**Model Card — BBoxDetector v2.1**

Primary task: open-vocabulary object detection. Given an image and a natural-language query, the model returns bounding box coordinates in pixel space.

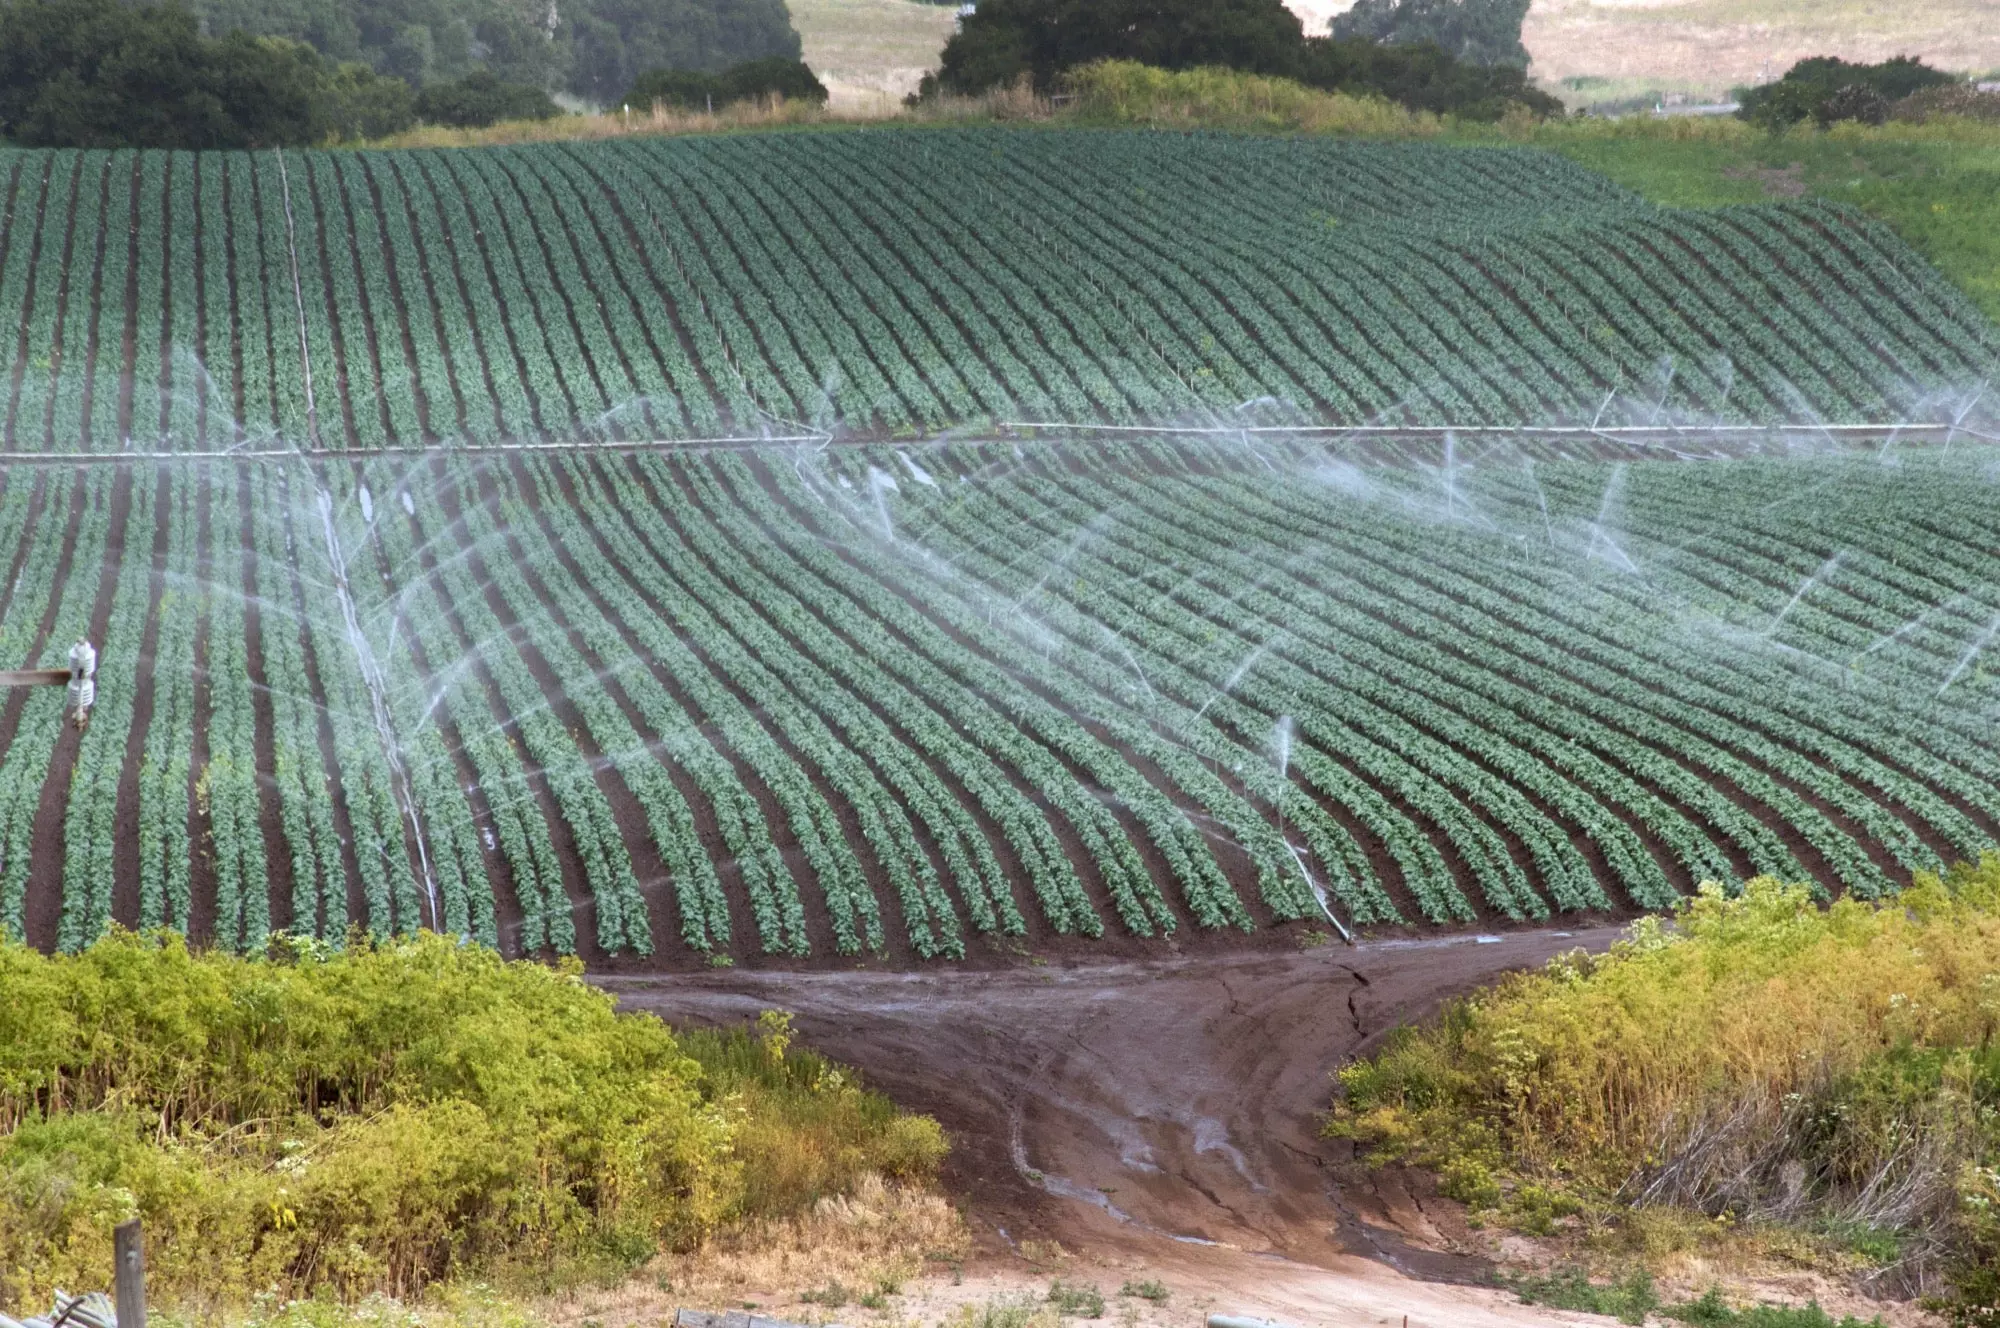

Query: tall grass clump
[1329,864,2000,1318]
[0,932,943,1317]
[1060,60,1439,136]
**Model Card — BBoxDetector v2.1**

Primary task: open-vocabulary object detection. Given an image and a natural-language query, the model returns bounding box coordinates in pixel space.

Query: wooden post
[112,1219,145,1328]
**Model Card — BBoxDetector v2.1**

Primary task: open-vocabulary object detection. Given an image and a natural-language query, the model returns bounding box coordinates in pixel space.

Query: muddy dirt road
[604,924,1625,1318]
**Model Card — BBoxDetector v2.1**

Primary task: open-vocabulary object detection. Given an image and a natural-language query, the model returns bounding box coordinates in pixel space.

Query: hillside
[0,132,1995,967]
[0,133,1992,449]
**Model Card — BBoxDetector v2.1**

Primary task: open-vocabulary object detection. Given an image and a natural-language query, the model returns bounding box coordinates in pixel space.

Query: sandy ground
[601,927,1633,1326]
[788,0,2000,111]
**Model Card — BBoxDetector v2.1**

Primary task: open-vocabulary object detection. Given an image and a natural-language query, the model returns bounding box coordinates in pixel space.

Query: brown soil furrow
[407,454,595,957]
[70,158,115,450]
[268,468,369,931]
[218,159,249,438]
[318,164,391,445]
[4,158,59,447]
[722,452,1212,942]
[232,466,301,933]
[409,154,554,438]
[115,154,141,443]
[509,457,777,959]
[352,475,524,947]
[351,160,438,441]
[0,476,87,761]
[0,471,53,624]
[20,470,121,950]
[110,465,173,926]
[297,159,360,449]
[183,466,219,941]
[148,155,173,441]
[28,157,94,450]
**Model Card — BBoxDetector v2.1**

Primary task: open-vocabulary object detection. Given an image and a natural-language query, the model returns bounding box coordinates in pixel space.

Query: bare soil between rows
[602,924,1626,1284]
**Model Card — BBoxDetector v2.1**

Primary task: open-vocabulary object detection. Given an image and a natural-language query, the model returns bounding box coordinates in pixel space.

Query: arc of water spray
[1861,590,1970,656]
[1269,714,1351,944]
[1191,635,1281,724]
[1938,609,2000,698]
[1765,549,1844,636]
[1943,379,1989,456]
[314,483,440,928]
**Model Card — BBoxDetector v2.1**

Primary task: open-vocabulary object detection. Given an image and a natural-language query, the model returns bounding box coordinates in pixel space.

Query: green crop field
[0,129,1996,964]
[0,131,1994,449]
[0,437,1995,963]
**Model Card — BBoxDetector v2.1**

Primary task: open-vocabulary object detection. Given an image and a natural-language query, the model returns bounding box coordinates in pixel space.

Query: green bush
[1046,1280,1105,1317]
[0,932,941,1315]
[623,58,827,112]
[413,70,558,128]
[1738,56,1957,130]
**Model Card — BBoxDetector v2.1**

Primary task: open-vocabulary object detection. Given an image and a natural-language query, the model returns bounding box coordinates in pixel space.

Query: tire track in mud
[605,924,1624,1276]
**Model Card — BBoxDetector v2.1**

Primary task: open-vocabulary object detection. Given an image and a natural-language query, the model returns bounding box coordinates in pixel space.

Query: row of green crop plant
[3,134,1997,454]
[7,442,1999,961]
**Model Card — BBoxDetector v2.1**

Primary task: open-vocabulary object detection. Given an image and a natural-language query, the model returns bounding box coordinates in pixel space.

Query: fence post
[112,1219,145,1328]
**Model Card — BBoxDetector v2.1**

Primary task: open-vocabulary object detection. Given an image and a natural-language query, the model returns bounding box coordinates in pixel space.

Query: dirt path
[604,925,1625,1321]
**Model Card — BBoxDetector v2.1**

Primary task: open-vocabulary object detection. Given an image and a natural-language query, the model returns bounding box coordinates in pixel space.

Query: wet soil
[603,923,1624,1278]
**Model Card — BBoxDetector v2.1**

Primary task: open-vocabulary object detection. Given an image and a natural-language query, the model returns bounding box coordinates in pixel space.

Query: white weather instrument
[0,638,96,731]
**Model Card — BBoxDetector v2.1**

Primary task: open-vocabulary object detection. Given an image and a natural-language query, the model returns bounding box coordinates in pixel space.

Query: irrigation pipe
[2,423,1992,466]
[997,420,1974,438]
[0,435,833,464]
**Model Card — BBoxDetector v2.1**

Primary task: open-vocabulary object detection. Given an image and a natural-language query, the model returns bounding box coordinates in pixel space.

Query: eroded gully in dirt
[603,924,1625,1302]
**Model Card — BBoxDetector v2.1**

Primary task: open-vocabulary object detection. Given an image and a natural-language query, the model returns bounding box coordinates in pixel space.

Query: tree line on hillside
[187,0,800,105]
[920,0,1561,121]
[0,0,551,145]
[0,0,826,147]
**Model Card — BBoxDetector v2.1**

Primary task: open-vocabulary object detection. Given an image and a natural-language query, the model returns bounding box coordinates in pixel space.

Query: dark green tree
[1738,55,1955,129]
[932,0,1305,95]
[1330,0,1532,69]
[411,66,558,125]
[623,56,825,111]
[323,58,416,137]
[0,0,333,147]
[1301,34,1558,118]
[188,0,801,105]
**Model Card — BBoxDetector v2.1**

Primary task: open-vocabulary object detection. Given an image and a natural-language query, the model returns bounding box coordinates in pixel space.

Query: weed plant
[0,932,943,1315]
[1330,863,2000,1321]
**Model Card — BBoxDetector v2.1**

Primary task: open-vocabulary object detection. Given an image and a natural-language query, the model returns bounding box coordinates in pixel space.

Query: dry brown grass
[539,1175,970,1328]
[357,80,1069,148]
[1524,0,2000,102]
[789,0,960,110]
